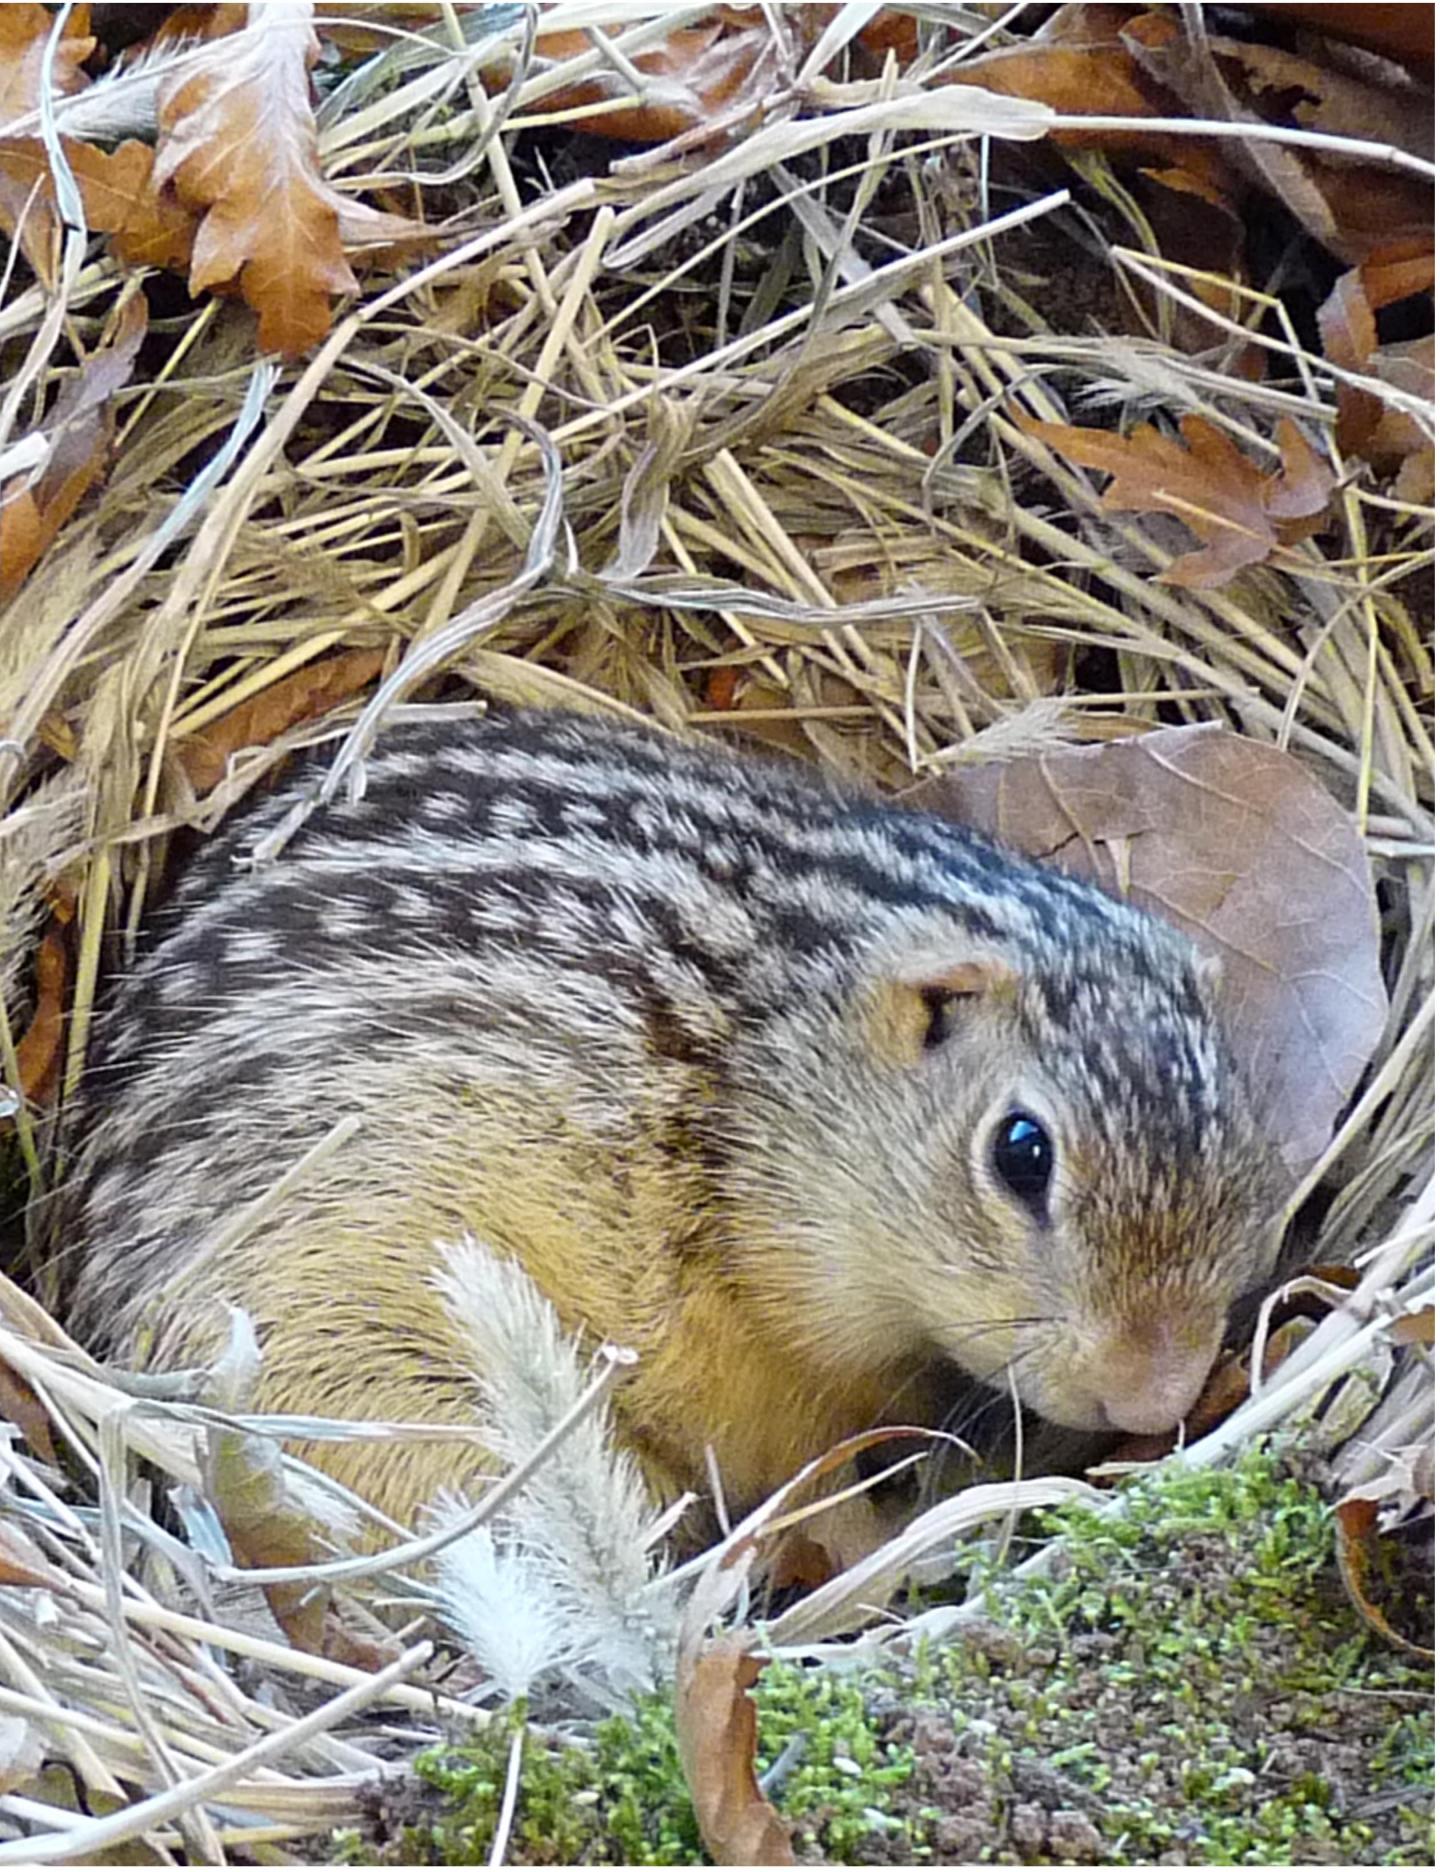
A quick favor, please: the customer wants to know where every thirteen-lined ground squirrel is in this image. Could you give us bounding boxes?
[61,708,1279,1533]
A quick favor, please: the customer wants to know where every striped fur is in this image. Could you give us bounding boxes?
[58,709,1278,1530]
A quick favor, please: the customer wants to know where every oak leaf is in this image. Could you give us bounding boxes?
[0,3,93,128]
[922,723,1387,1178]
[0,135,196,274]
[11,924,66,1111]
[1319,251,1435,499]
[152,3,418,356]
[1018,410,1334,587]
[176,646,386,792]
[1123,7,1433,263]
[676,1638,794,1866]
[0,295,147,598]
[1335,1498,1434,1661]
[529,18,774,145]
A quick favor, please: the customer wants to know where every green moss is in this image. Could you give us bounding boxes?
[335,1699,703,1866]
[345,1445,1432,1866]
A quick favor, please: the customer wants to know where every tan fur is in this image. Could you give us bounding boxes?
[62,711,1280,1545]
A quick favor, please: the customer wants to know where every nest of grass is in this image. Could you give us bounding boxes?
[0,5,1433,1861]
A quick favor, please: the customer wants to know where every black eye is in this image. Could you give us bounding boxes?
[991,1110,1053,1213]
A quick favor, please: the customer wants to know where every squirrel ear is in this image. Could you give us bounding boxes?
[862,956,1019,1067]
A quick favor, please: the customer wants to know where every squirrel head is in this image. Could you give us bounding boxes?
[738,910,1282,1441]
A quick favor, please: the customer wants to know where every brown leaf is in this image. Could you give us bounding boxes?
[1133,167,1257,364]
[205,1422,332,1653]
[0,141,58,276]
[1262,4,1434,70]
[1361,242,1436,311]
[523,19,774,144]
[1335,1498,1435,1661]
[176,646,387,791]
[0,1356,56,1467]
[1018,410,1334,587]
[12,923,66,1109]
[676,1638,794,1866]
[154,9,359,355]
[0,134,194,276]
[1319,262,1435,490]
[921,723,1387,1177]
[0,1519,59,1590]
[72,136,198,270]
[1123,9,1433,263]
[1392,1308,1435,1348]
[0,295,146,598]
[0,3,93,128]
[937,7,1234,196]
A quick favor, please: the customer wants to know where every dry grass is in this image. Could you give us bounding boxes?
[0,4,1432,1859]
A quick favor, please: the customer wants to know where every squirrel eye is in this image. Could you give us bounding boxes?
[991,1110,1053,1213]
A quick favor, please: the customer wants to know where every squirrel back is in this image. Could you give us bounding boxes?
[60,709,1278,1527]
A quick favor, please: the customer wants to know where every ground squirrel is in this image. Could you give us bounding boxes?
[61,708,1279,1534]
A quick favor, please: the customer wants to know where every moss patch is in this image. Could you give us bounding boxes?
[344,1446,1433,1865]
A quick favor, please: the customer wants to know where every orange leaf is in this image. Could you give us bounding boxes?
[1392,1308,1435,1348]
[154,8,359,355]
[1018,410,1334,587]
[72,136,197,270]
[0,136,193,276]
[0,295,146,598]
[676,1639,794,1866]
[1319,264,1435,485]
[1335,1498,1435,1662]
[526,19,771,144]
[12,924,67,1109]
[176,646,387,791]
[0,1356,56,1467]
[1361,242,1435,312]
[0,482,46,596]
[0,3,93,127]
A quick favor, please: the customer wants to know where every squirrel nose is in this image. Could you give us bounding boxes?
[1092,1318,1221,1436]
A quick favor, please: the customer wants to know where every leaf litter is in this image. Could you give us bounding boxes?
[0,1,1431,1863]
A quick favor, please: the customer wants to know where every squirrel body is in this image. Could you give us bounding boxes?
[63,709,1277,1528]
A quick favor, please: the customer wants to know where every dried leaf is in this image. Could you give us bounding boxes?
[1271,3,1435,69]
[940,8,1231,195]
[1134,166,1256,364]
[525,18,774,145]
[1018,410,1334,587]
[0,1355,56,1466]
[1123,8,1433,262]
[676,1638,794,1867]
[1392,1308,1435,1348]
[153,5,418,355]
[921,723,1387,1177]
[0,3,93,130]
[0,296,147,598]
[0,134,195,274]
[0,1519,58,1589]
[1218,36,1431,158]
[1319,260,1435,492]
[72,136,198,270]
[176,646,386,791]
[203,1313,332,1654]
[12,923,66,1108]
[1335,1498,1435,1661]
[0,140,58,275]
